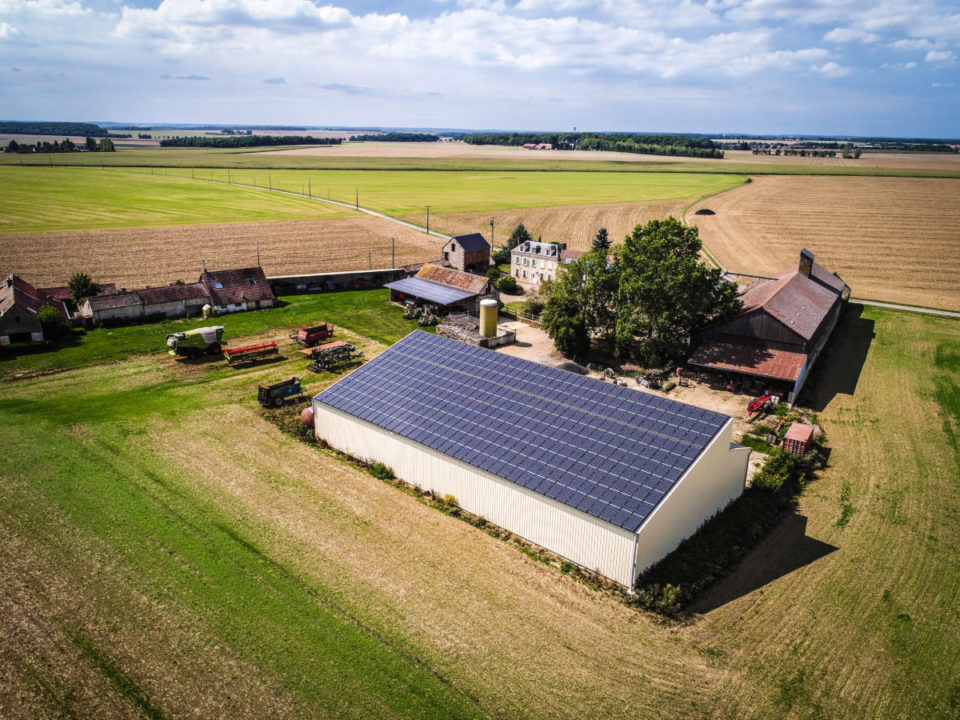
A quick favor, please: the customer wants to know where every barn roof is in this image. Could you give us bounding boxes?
[384,276,477,306]
[200,266,275,306]
[448,233,490,252]
[688,341,807,382]
[138,283,209,305]
[87,291,143,311]
[415,263,489,295]
[0,274,45,317]
[314,331,730,533]
[738,261,845,340]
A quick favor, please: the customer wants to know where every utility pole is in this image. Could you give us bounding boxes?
[269,174,272,190]
[391,236,396,268]
[489,217,495,247]
[227,168,231,183]
[355,187,359,210]
[192,168,195,179]
[425,205,432,235]
[256,238,261,267]
[368,253,372,270]
[308,178,311,198]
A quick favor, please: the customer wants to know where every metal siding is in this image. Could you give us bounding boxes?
[633,420,751,581]
[314,401,638,585]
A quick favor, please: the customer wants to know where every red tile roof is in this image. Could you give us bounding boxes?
[1,274,68,318]
[738,261,846,340]
[87,292,143,311]
[39,283,118,301]
[200,267,275,306]
[784,422,814,444]
[416,263,490,295]
[689,341,807,382]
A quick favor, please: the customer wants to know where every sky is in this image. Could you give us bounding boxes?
[1,0,958,137]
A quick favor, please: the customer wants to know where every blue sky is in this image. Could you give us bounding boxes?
[1,0,958,136]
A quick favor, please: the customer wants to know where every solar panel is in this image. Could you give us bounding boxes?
[315,331,729,532]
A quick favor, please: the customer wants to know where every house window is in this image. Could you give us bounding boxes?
[214,282,223,289]
[248,278,257,286]
[451,243,456,252]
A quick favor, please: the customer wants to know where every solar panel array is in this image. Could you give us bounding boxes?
[315,331,730,533]
[383,277,477,306]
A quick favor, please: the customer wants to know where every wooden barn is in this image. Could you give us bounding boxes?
[690,249,849,403]
[385,263,498,313]
[441,233,490,273]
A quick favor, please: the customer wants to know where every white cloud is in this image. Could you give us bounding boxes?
[925,49,956,62]
[824,27,879,43]
[813,61,850,77]
[0,0,90,16]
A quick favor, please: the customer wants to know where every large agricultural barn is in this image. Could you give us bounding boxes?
[313,331,751,587]
[385,263,498,314]
[690,249,849,403]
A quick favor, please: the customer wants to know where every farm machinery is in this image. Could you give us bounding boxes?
[257,376,304,407]
[302,340,364,373]
[290,323,334,347]
[747,392,781,418]
[224,341,279,365]
[166,326,224,359]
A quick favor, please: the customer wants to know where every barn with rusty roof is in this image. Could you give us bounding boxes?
[385,263,498,313]
[690,249,849,403]
[200,266,275,313]
[0,274,68,344]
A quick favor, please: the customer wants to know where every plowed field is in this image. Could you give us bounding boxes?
[409,199,688,252]
[1,217,442,288]
[688,176,960,310]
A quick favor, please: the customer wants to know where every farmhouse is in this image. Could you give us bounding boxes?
[690,249,849,403]
[385,263,498,313]
[441,233,491,273]
[313,331,751,587]
[200,266,275,313]
[511,240,562,285]
[0,274,67,344]
[79,283,210,324]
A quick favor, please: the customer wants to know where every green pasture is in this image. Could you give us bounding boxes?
[1,145,957,178]
[0,166,347,234]
[0,164,743,233]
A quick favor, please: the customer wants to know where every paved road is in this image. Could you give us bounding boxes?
[850,298,960,319]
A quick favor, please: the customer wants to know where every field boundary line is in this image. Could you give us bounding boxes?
[850,298,960,318]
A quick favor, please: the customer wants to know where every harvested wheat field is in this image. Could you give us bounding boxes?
[409,200,688,252]
[689,175,960,310]
[1,216,443,288]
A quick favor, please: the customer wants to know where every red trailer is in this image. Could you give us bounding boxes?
[224,341,278,364]
[292,323,334,347]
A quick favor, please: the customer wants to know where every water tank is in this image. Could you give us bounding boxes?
[479,298,498,338]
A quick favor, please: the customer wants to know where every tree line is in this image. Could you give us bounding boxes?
[462,132,723,158]
[5,137,114,153]
[159,135,343,148]
[349,132,439,142]
[0,121,108,137]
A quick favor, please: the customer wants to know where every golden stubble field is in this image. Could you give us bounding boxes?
[688,175,960,310]
[2,216,444,288]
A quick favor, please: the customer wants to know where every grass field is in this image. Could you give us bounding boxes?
[1,296,958,719]
[0,167,347,234]
[689,175,960,310]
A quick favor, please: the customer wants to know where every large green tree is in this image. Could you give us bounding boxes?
[68,272,101,306]
[592,227,610,253]
[506,223,533,250]
[614,218,740,364]
[541,249,616,357]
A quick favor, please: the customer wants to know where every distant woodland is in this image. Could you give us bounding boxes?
[159,135,343,148]
[462,132,724,158]
[349,133,439,142]
[0,121,108,137]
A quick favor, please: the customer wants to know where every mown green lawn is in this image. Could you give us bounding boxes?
[0,290,423,378]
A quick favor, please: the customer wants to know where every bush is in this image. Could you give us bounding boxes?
[486,267,501,281]
[369,462,395,480]
[492,248,512,265]
[498,275,523,294]
[524,296,545,316]
[38,305,69,341]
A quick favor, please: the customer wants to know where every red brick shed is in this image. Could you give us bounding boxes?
[783,423,815,457]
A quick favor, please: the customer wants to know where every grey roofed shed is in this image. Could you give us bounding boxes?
[449,233,490,251]
[384,276,478,306]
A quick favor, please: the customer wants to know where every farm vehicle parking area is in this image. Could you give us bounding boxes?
[1,289,958,719]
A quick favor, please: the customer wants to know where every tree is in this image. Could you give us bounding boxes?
[38,305,68,341]
[614,218,740,364]
[506,223,532,251]
[497,275,522,294]
[68,272,101,305]
[85,137,98,152]
[98,138,115,152]
[592,227,610,253]
[541,269,589,358]
[6,139,19,153]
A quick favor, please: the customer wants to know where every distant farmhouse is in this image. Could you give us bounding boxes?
[441,233,491,274]
[200,266,274,314]
[385,263,498,313]
[690,249,849,403]
[0,274,69,344]
[314,331,751,587]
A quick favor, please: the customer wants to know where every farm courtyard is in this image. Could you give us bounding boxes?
[1,292,959,719]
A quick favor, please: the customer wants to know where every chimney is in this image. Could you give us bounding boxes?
[799,248,814,278]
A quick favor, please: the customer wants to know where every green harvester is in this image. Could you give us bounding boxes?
[166,326,225,359]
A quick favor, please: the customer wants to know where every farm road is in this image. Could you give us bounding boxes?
[197,176,453,242]
[851,299,960,318]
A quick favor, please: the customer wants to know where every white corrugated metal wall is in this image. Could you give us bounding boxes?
[633,420,751,578]
[314,401,638,585]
